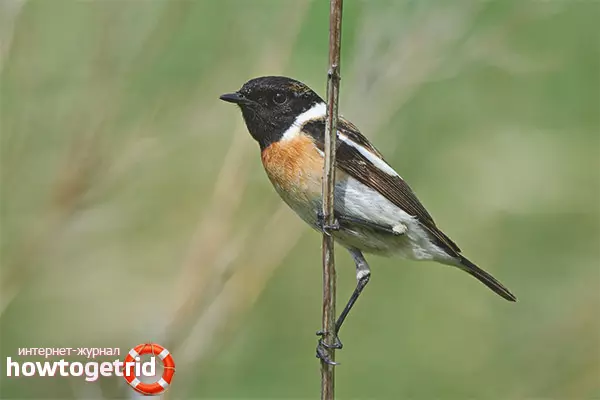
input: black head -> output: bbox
[220,76,324,149]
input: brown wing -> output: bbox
[303,118,461,255]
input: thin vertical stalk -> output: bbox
[321,0,343,399]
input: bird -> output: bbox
[220,76,516,364]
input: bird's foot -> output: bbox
[316,330,343,365]
[316,212,340,235]
[316,330,343,349]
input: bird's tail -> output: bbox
[458,256,517,302]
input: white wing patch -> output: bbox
[337,133,400,177]
[392,223,408,235]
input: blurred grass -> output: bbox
[1,0,599,399]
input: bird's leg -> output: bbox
[316,248,371,365]
[333,248,371,335]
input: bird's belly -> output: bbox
[270,173,441,260]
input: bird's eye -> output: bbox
[273,92,287,105]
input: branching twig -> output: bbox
[321,0,343,399]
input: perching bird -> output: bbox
[220,76,516,364]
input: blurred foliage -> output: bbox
[1,0,598,399]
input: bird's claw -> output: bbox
[316,212,341,235]
[316,330,343,365]
[316,330,343,349]
[316,341,339,365]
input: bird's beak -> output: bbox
[219,92,252,105]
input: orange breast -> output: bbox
[261,135,324,200]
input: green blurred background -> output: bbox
[1,0,598,398]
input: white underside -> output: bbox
[275,175,456,264]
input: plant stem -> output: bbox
[321,0,343,399]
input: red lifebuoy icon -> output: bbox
[123,343,175,396]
